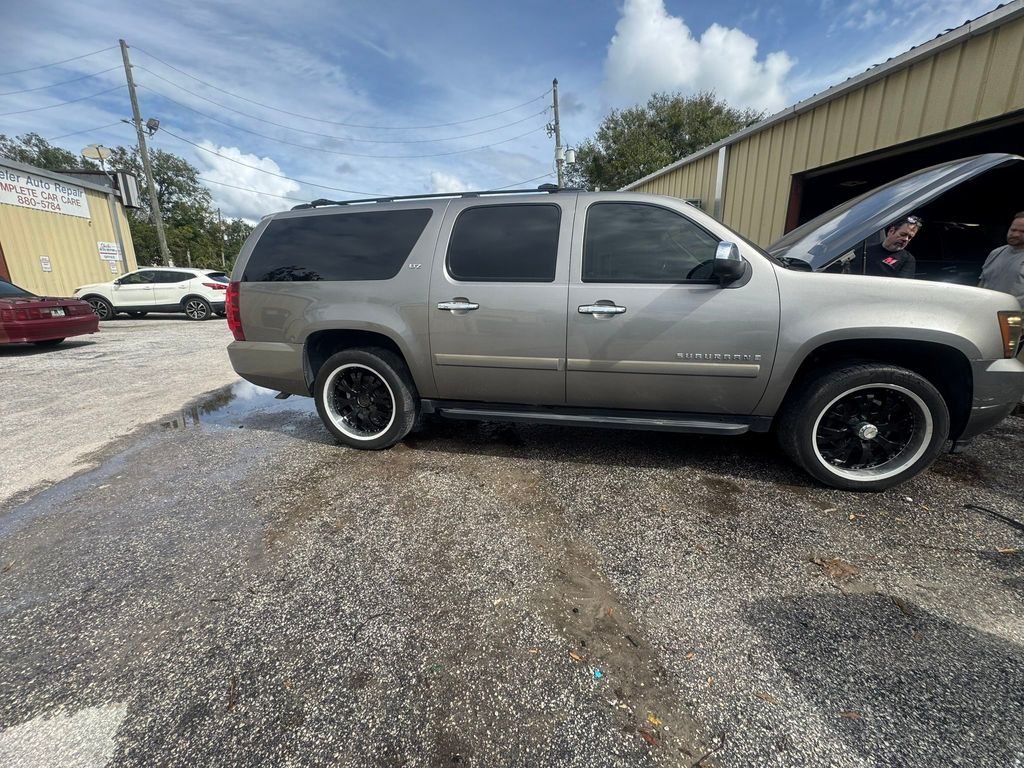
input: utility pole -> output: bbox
[551,78,564,188]
[217,208,226,269]
[120,39,171,267]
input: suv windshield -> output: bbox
[0,280,34,298]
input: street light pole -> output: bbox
[120,39,171,267]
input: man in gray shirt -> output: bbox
[979,212,1024,303]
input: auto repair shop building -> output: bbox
[624,1,1024,277]
[0,158,139,297]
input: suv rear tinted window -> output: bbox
[244,209,433,282]
[153,271,194,283]
[447,204,560,282]
[583,202,719,283]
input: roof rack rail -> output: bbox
[290,183,571,210]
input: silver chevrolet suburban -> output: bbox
[226,154,1024,491]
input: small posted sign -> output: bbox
[39,255,52,272]
[98,241,121,262]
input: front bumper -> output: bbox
[959,357,1024,440]
[227,340,308,395]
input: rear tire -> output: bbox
[184,297,212,321]
[87,297,114,321]
[314,348,419,450]
[777,362,949,491]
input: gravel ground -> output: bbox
[0,316,238,505]
[1,325,1023,766]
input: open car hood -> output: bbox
[766,153,1023,271]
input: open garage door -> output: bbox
[787,110,1024,285]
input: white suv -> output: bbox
[75,267,229,321]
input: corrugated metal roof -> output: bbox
[622,0,1024,190]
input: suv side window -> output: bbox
[153,271,193,283]
[244,209,433,282]
[120,270,158,285]
[447,204,560,282]
[583,202,720,283]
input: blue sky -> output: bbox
[2,0,1001,220]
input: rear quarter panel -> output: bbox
[230,202,448,397]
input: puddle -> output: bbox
[0,702,127,767]
[161,380,317,431]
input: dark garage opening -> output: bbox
[788,111,1024,284]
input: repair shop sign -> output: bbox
[0,165,90,219]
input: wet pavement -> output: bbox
[1,382,1023,767]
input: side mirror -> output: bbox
[713,241,745,285]
[113,278,123,286]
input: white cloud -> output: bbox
[428,170,469,193]
[196,141,301,221]
[604,0,794,113]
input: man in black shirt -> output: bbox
[863,215,922,278]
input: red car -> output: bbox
[0,279,99,346]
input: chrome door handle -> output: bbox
[437,300,480,311]
[578,304,626,316]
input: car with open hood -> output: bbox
[224,153,1024,491]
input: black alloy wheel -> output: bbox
[777,362,949,491]
[313,348,419,450]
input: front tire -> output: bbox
[87,297,114,321]
[314,348,419,450]
[777,363,949,491]
[184,297,212,321]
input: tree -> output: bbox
[0,132,98,172]
[1,133,251,269]
[565,92,763,191]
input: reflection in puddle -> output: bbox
[0,702,127,767]
[161,380,316,431]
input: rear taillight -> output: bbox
[0,309,11,322]
[226,281,244,341]
[202,282,227,290]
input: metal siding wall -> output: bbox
[0,189,138,296]
[628,16,1024,242]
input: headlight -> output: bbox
[997,311,1022,358]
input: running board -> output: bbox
[421,400,761,435]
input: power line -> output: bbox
[492,172,556,190]
[158,120,547,162]
[139,84,547,158]
[0,46,118,77]
[0,84,126,116]
[137,72,549,144]
[197,176,313,203]
[157,129,380,195]
[46,121,128,142]
[0,67,122,96]
[133,46,551,130]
